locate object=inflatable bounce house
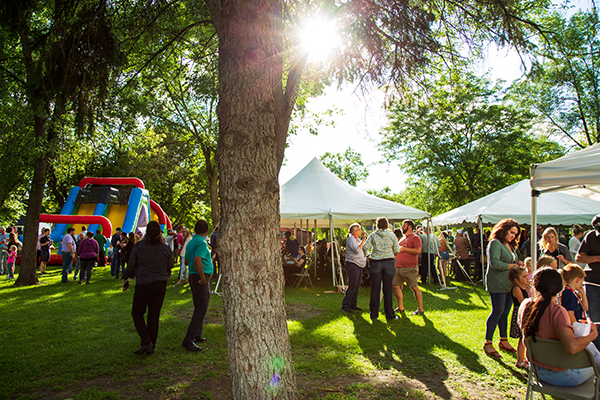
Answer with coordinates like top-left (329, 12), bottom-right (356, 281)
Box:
top-left (41, 177), bottom-right (171, 264)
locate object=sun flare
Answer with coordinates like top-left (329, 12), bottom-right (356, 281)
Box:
top-left (299, 19), bottom-right (340, 61)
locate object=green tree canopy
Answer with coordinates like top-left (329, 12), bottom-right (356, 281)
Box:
top-left (320, 147), bottom-right (369, 186)
top-left (510, 8), bottom-right (600, 147)
top-left (380, 70), bottom-right (565, 215)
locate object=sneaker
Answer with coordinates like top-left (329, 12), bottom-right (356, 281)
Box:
top-left (411, 310), bottom-right (424, 316)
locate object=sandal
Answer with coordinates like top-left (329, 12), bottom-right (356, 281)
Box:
top-left (515, 361), bottom-right (530, 369)
top-left (498, 338), bottom-right (517, 353)
top-left (484, 343), bottom-right (502, 359)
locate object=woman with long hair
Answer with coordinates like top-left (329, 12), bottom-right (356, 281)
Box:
top-left (539, 227), bottom-right (572, 269)
top-left (569, 224), bottom-right (586, 268)
top-left (520, 267), bottom-right (598, 386)
top-left (484, 218), bottom-right (524, 358)
top-left (122, 221), bottom-right (173, 355)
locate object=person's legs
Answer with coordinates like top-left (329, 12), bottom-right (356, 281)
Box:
top-left (410, 286), bottom-right (424, 312)
top-left (536, 366), bottom-right (595, 387)
top-left (73, 257), bottom-right (80, 281)
top-left (0, 251), bottom-right (7, 274)
top-left (393, 285), bottom-right (404, 310)
top-left (131, 283), bottom-right (153, 346)
top-left (147, 280), bottom-right (167, 346)
top-left (98, 248), bottom-right (106, 266)
top-left (497, 292), bottom-right (513, 339)
top-left (369, 260), bottom-right (384, 321)
top-left (428, 254), bottom-right (439, 284)
top-left (61, 253), bottom-right (72, 282)
top-left (485, 292), bottom-right (509, 341)
top-left (84, 260), bottom-right (94, 283)
top-left (381, 260), bottom-right (396, 319)
top-left (342, 262), bottom-right (362, 311)
top-left (586, 284), bottom-right (600, 349)
top-left (183, 274), bottom-right (208, 344)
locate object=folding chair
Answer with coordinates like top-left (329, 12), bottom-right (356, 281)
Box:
top-left (525, 337), bottom-right (600, 400)
top-left (293, 267), bottom-right (313, 288)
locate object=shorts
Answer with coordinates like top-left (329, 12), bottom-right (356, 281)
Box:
top-left (439, 251), bottom-right (450, 261)
top-left (393, 266), bottom-right (419, 287)
top-left (41, 251), bottom-right (50, 262)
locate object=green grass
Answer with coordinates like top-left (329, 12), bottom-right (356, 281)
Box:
top-left (0, 266), bottom-right (529, 399)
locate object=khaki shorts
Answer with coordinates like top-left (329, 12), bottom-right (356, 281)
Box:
top-left (393, 266), bottom-right (419, 288)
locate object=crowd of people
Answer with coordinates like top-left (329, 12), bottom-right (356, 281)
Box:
top-left (330, 213), bottom-right (600, 388)
top-left (0, 221), bottom-right (221, 355)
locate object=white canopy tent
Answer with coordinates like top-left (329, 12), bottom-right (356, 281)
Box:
top-left (280, 157), bottom-right (430, 286)
top-left (530, 142), bottom-right (600, 270)
top-left (433, 179), bottom-right (600, 228)
top-left (280, 157), bottom-right (429, 227)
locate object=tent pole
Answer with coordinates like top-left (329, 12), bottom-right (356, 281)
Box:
top-left (478, 216), bottom-right (484, 284)
top-left (300, 219), bottom-right (303, 246)
top-left (427, 219), bottom-right (432, 285)
top-left (531, 189), bottom-right (540, 272)
top-left (314, 219), bottom-right (317, 278)
top-left (329, 213), bottom-right (336, 287)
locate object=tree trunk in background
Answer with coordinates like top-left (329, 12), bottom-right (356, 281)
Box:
top-left (14, 116), bottom-right (47, 286)
top-left (209, 167), bottom-right (219, 225)
top-left (209, 0), bottom-right (298, 398)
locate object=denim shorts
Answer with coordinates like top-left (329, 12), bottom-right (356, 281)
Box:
top-left (536, 365), bottom-right (595, 387)
top-left (439, 251), bottom-right (450, 261)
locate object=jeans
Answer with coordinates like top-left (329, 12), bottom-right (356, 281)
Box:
top-left (342, 262), bottom-right (363, 311)
top-left (179, 262), bottom-right (188, 280)
top-left (586, 284), bottom-right (600, 350)
top-left (132, 280), bottom-right (167, 347)
top-left (73, 257), bottom-right (81, 280)
top-left (369, 258), bottom-right (396, 320)
top-left (485, 292), bottom-right (513, 341)
top-left (111, 253), bottom-right (120, 277)
top-left (98, 248), bottom-right (106, 266)
top-left (421, 253), bottom-right (439, 284)
top-left (537, 365), bottom-right (595, 387)
top-left (61, 252), bottom-right (73, 282)
top-left (183, 274), bottom-right (210, 344)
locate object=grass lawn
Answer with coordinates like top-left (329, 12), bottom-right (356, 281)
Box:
top-left (0, 265), bottom-right (529, 399)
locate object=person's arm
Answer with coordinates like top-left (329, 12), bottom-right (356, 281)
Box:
top-left (580, 289), bottom-right (589, 312)
top-left (122, 244), bottom-right (137, 287)
top-left (400, 246), bottom-right (421, 255)
top-left (359, 232), bottom-right (367, 249)
top-left (68, 242), bottom-right (74, 255)
top-left (567, 310), bottom-right (577, 324)
top-left (392, 234), bottom-right (401, 254)
top-left (557, 324), bottom-right (598, 354)
top-left (512, 286), bottom-right (525, 304)
top-left (576, 252), bottom-right (600, 264)
top-left (194, 256), bottom-right (206, 285)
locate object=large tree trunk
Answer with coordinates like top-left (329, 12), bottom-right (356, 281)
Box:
top-left (14, 116), bottom-right (47, 286)
top-left (210, 0), bottom-right (298, 398)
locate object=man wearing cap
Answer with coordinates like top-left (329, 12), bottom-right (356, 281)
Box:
top-left (577, 214), bottom-right (600, 348)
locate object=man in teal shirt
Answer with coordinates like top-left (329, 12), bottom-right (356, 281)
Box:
top-left (181, 220), bottom-right (213, 352)
top-left (94, 229), bottom-right (108, 266)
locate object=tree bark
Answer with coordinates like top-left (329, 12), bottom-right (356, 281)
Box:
top-left (14, 116), bottom-right (47, 286)
top-left (209, 0), bottom-right (298, 398)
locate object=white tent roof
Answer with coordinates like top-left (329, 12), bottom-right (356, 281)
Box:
top-left (280, 157), bottom-right (429, 228)
top-left (432, 179), bottom-right (600, 227)
top-left (531, 142), bottom-right (600, 202)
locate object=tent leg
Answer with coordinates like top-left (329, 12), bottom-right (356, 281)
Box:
top-left (531, 190), bottom-right (539, 272)
top-left (478, 216), bottom-right (484, 285)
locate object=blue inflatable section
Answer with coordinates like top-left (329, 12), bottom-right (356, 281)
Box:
top-left (50, 187), bottom-right (81, 243)
top-left (122, 188), bottom-right (143, 234)
top-left (87, 203), bottom-right (108, 235)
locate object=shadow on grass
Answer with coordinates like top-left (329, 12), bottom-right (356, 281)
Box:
top-left (350, 313), bottom-right (487, 399)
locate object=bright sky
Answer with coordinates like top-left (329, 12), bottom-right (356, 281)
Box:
top-left (279, 0), bottom-right (590, 193)
top-left (279, 52), bottom-right (525, 193)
